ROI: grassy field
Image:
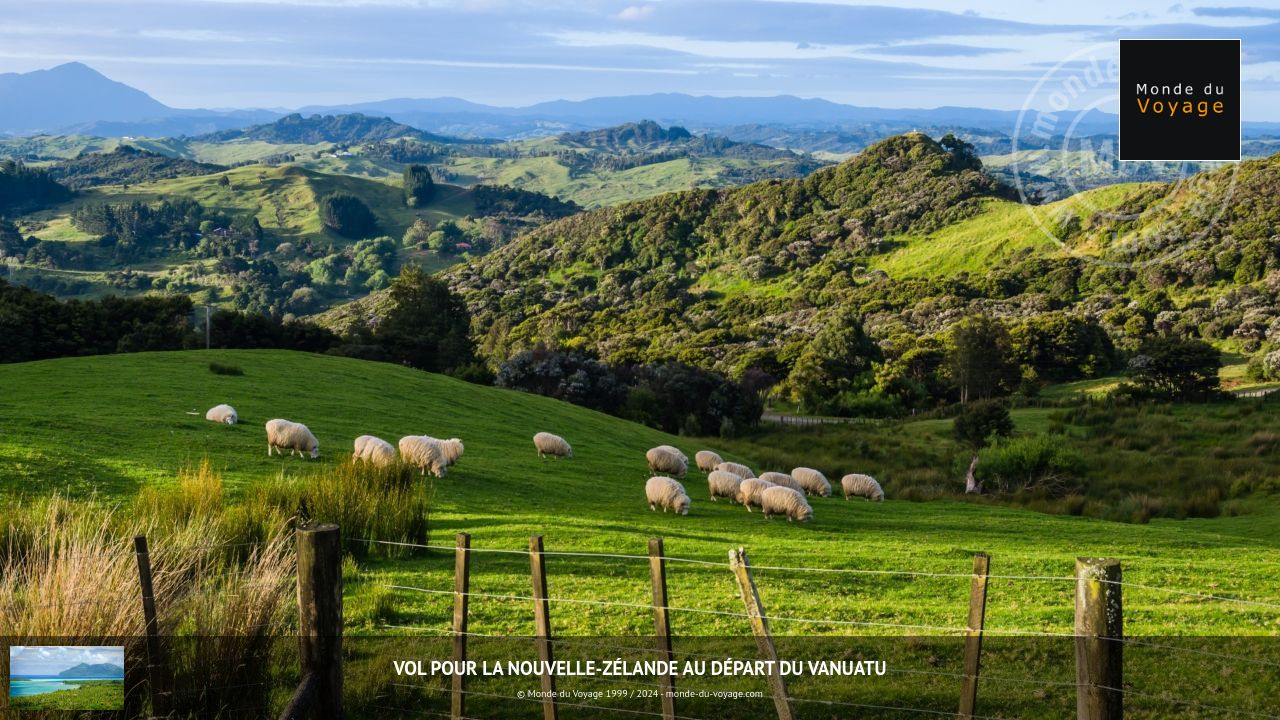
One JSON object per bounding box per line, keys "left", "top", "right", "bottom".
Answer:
{"left": 1, "top": 349, "right": 1278, "bottom": 643}
{"left": 7, "top": 679, "right": 124, "bottom": 710}
{"left": 3, "top": 350, "right": 1277, "bottom": 718}
{"left": 868, "top": 183, "right": 1151, "bottom": 279}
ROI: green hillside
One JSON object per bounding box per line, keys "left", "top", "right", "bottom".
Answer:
{"left": 1, "top": 349, "right": 1278, "bottom": 642}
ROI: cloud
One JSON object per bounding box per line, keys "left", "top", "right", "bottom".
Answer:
{"left": 868, "top": 43, "right": 1015, "bottom": 57}
{"left": 618, "top": 5, "right": 654, "bottom": 21}
{"left": 1192, "top": 6, "right": 1280, "bottom": 19}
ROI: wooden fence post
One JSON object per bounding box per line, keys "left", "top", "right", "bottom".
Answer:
{"left": 1075, "top": 558, "right": 1122, "bottom": 720}
{"left": 529, "top": 535, "right": 558, "bottom": 720}
{"left": 134, "top": 535, "right": 170, "bottom": 717}
{"left": 452, "top": 533, "right": 471, "bottom": 720}
{"left": 296, "top": 523, "right": 343, "bottom": 720}
{"left": 728, "top": 547, "right": 795, "bottom": 720}
{"left": 648, "top": 538, "right": 677, "bottom": 720}
{"left": 958, "top": 552, "right": 990, "bottom": 719}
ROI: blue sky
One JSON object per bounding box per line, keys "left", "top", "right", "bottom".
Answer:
{"left": 9, "top": 646, "right": 124, "bottom": 677}
{"left": 0, "top": 1, "right": 1278, "bottom": 117}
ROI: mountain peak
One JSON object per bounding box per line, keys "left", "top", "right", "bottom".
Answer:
{"left": 0, "top": 62, "right": 172, "bottom": 134}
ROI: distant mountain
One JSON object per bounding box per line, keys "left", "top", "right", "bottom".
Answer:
{"left": 57, "top": 662, "right": 123, "bottom": 679}
{"left": 0, "top": 63, "right": 173, "bottom": 134}
{"left": 49, "top": 146, "right": 225, "bottom": 189}
{"left": 61, "top": 110, "right": 283, "bottom": 139}
{"left": 195, "top": 113, "right": 471, "bottom": 145}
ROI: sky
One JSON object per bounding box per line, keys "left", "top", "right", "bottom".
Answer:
{"left": 9, "top": 646, "right": 125, "bottom": 677}
{"left": 0, "top": 0, "right": 1278, "bottom": 117}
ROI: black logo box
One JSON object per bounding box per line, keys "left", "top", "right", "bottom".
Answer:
{"left": 1119, "top": 39, "right": 1241, "bottom": 162}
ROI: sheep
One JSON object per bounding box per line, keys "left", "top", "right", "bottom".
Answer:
{"left": 645, "top": 476, "right": 691, "bottom": 516}
{"left": 841, "top": 473, "right": 884, "bottom": 502}
{"left": 695, "top": 450, "right": 723, "bottom": 473}
{"left": 205, "top": 404, "right": 238, "bottom": 425}
{"left": 707, "top": 470, "right": 743, "bottom": 503}
{"left": 399, "top": 435, "right": 449, "bottom": 477}
{"left": 353, "top": 435, "right": 396, "bottom": 467}
{"left": 265, "top": 419, "right": 319, "bottom": 459}
{"left": 533, "top": 432, "right": 573, "bottom": 459}
{"left": 646, "top": 446, "right": 688, "bottom": 478}
{"left": 439, "top": 438, "right": 465, "bottom": 466}
{"left": 716, "top": 461, "right": 756, "bottom": 479}
{"left": 760, "top": 486, "right": 813, "bottom": 522}
{"left": 791, "top": 467, "right": 832, "bottom": 497}
{"left": 759, "top": 471, "right": 804, "bottom": 493}
{"left": 737, "top": 477, "right": 776, "bottom": 512}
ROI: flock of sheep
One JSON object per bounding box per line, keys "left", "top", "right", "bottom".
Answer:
{"left": 203, "top": 407, "right": 882, "bottom": 524}
{"left": 205, "top": 404, "right": 465, "bottom": 476}
{"left": 641, "top": 446, "right": 883, "bottom": 523}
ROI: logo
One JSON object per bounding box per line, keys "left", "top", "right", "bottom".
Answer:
{"left": 1120, "top": 39, "right": 1241, "bottom": 161}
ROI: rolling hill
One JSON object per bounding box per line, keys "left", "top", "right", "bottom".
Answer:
{"left": 439, "top": 132, "right": 1280, "bottom": 395}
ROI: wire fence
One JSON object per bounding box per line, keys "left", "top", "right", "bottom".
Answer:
{"left": 351, "top": 534, "right": 1280, "bottom": 720}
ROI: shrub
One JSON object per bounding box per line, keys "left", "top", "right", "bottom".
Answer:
{"left": 971, "top": 435, "right": 1087, "bottom": 496}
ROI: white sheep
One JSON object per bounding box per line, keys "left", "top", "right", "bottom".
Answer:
{"left": 791, "top": 467, "right": 832, "bottom": 497}
{"left": 645, "top": 476, "right": 691, "bottom": 515}
{"left": 759, "top": 471, "right": 803, "bottom": 493}
{"left": 737, "top": 477, "right": 776, "bottom": 512}
{"left": 716, "top": 461, "right": 755, "bottom": 479}
{"left": 353, "top": 435, "right": 396, "bottom": 467}
{"left": 695, "top": 450, "right": 724, "bottom": 473}
{"left": 760, "top": 486, "right": 813, "bottom": 522}
{"left": 265, "top": 419, "right": 319, "bottom": 459}
{"left": 533, "top": 432, "right": 573, "bottom": 459}
{"left": 205, "top": 404, "right": 238, "bottom": 425}
{"left": 646, "top": 446, "right": 688, "bottom": 478}
{"left": 707, "top": 470, "right": 743, "bottom": 503}
{"left": 841, "top": 473, "right": 884, "bottom": 502}
{"left": 399, "top": 435, "right": 449, "bottom": 477}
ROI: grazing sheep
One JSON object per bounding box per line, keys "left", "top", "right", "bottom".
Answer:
{"left": 737, "top": 477, "right": 776, "bottom": 512}
{"left": 646, "top": 446, "right": 688, "bottom": 478}
{"left": 645, "top": 476, "right": 691, "bottom": 516}
{"left": 439, "top": 438, "right": 465, "bottom": 466}
{"left": 265, "top": 419, "right": 319, "bottom": 459}
{"left": 695, "top": 450, "right": 723, "bottom": 473}
{"left": 399, "top": 435, "right": 449, "bottom": 477}
{"left": 760, "top": 486, "right": 813, "bottom": 522}
{"left": 533, "top": 432, "right": 573, "bottom": 459}
{"left": 841, "top": 474, "right": 884, "bottom": 502}
{"left": 353, "top": 435, "right": 396, "bottom": 467}
{"left": 707, "top": 470, "right": 743, "bottom": 503}
{"left": 791, "top": 467, "right": 832, "bottom": 497}
{"left": 759, "top": 471, "right": 804, "bottom": 493}
{"left": 205, "top": 404, "right": 238, "bottom": 425}
{"left": 716, "top": 461, "right": 756, "bottom": 479}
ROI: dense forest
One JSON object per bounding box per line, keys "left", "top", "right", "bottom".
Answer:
{"left": 0, "top": 159, "right": 72, "bottom": 214}
{"left": 49, "top": 146, "right": 225, "bottom": 189}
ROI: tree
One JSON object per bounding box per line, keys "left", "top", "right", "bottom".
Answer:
{"left": 944, "top": 314, "right": 1020, "bottom": 403}
{"left": 403, "top": 164, "right": 434, "bottom": 207}
{"left": 953, "top": 399, "right": 1014, "bottom": 493}
{"left": 787, "top": 307, "right": 881, "bottom": 412}
{"left": 373, "top": 265, "right": 476, "bottom": 372}
{"left": 1127, "top": 336, "right": 1221, "bottom": 401}
{"left": 318, "top": 192, "right": 377, "bottom": 239}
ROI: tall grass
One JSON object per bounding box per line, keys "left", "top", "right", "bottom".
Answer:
{"left": 0, "top": 456, "right": 431, "bottom": 715}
